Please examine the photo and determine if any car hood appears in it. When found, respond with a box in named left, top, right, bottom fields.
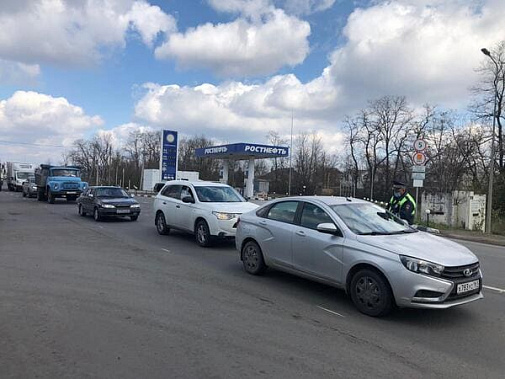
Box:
left=206, top=202, right=259, bottom=213
left=356, top=232, right=478, bottom=266
left=100, top=197, right=138, bottom=205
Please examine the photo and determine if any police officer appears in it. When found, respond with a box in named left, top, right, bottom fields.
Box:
left=386, top=180, right=416, bottom=224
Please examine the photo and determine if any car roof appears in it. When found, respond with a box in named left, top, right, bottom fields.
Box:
left=90, top=186, right=122, bottom=189
left=163, top=180, right=229, bottom=187
left=274, top=196, right=368, bottom=206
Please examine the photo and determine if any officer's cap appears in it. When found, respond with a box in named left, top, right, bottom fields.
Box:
left=392, top=180, right=407, bottom=189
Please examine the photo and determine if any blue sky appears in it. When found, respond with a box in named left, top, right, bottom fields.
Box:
left=0, top=0, right=504, bottom=163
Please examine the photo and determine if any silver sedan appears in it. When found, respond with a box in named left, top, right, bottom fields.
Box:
left=235, top=196, right=483, bottom=317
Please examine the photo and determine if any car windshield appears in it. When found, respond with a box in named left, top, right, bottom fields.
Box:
left=95, top=188, right=129, bottom=198
left=52, top=169, right=79, bottom=177
left=194, top=186, right=245, bottom=202
left=27, top=176, right=35, bottom=182
left=330, top=203, right=417, bottom=235
left=17, top=172, right=32, bottom=180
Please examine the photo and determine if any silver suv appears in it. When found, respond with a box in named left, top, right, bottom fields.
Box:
left=235, top=196, right=483, bottom=316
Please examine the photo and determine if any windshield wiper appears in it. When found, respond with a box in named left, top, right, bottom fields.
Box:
left=358, top=231, right=392, bottom=236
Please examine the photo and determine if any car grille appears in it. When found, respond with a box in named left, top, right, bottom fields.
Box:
left=441, top=262, right=480, bottom=279
left=62, top=182, right=79, bottom=190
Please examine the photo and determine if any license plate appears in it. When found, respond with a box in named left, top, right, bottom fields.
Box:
left=117, top=209, right=130, bottom=214
left=67, top=192, right=77, bottom=194
left=457, top=280, right=480, bottom=294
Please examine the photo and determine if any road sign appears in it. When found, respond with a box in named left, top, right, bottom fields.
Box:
left=412, top=165, right=426, bottom=173
left=413, top=179, right=424, bottom=188
left=414, top=139, right=427, bottom=152
left=412, top=172, right=425, bottom=180
left=160, top=130, right=178, bottom=181
left=412, top=152, right=427, bottom=165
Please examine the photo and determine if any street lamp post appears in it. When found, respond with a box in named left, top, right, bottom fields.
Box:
left=481, top=48, right=498, bottom=234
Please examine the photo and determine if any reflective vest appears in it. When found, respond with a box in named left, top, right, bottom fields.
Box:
left=388, top=193, right=416, bottom=215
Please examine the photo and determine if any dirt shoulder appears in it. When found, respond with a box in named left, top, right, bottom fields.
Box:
left=439, top=229, right=505, bottom=247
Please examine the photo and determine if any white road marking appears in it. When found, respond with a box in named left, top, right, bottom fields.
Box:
left=317, top=306, right=345, bottom=318
left=483, top=285, right=505, bottom=294
left=162, top=248, right=171, bottom=253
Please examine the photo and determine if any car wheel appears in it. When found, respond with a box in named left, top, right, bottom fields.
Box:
left=22, top=190, right=26, bottom=197
left=130, top=215, right=138, bottom=221
left=93, top=208, right=101, bottom=222
left=78, top=204, right=87, bottom=217
left=195, top=219, right=212, bottom=247
left=242, top=240, right=267, bottom=275
left=47, top=190, right=55, bottom=204
left=155, top=212, right=170, bottom=235
left=350, top=269, right=393, bottom=317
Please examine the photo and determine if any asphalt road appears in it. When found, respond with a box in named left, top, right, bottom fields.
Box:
left=1, top=189, right=504, bottom=379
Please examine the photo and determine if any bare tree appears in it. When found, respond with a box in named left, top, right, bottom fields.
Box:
left=471, top=41, right=505, bottom=170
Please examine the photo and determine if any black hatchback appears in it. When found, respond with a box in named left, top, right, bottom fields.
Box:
left=77, top=186, right=141, bottom=221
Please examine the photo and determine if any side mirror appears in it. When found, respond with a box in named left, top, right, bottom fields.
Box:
left=182, top=195, right=195, bottom=204
left=131, top=194, right=135, bottom=198
left=316, top=223, right=342, bottom=236
left=89, top=194, right=94, bottom=198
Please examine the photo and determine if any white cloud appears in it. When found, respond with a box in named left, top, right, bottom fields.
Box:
left=325, top=0, right=505, bottom=109
left=155, top=8, right=310, bottom=77
left=0, top=59, right=40, bottom=85
left=208, top=0, right=336, bottom=16
left=0, top=0, right=176, bottom=68
left=136, top=0, right=505, bottom=155
left=97, top=122, right=155, bottom=148
left=281, top=0, right=336, bottom=15
left=0, top=91, right=103, bottom=163
left=207, top=0, right=272, bottom=18
left=133, top=78, right=338, bottom=147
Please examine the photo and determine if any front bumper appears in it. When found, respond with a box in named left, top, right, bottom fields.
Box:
left=393, top=268, right=483, bottom=309
left=208, top=218, right=239, bottom=238
left=53, top=190, right=82, bottom=197
left=97, top=208, right=141, bottom=217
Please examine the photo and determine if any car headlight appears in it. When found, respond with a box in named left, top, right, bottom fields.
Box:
left=101, top=204, right=115, bottom=209
left=400, top=255, right=444, bottom=277
left=53, top=183, right=59, bottom=190
left=212, top=211, right=239, bottom=220
left=130, top=204, right=140, bottom=208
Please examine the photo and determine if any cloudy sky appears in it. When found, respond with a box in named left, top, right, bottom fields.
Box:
left=0, top=0, right=503, bottom=164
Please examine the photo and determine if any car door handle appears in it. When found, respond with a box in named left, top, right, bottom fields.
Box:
left=176, top=205, right=180, bottom=208
left=259, top=220, right=267, bottom=225
left=162, top=202, right=167, bottom=205
left=295, top=231, right=306, bottom=237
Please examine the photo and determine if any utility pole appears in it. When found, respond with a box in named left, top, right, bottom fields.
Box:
left=481, top=47, right=498, bottom=234
left=288, top=109, right=293, bottom=196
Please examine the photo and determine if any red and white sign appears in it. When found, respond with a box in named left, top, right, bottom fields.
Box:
left=412, top=151, right=427, bottom=165
left=414, top=139, right=427, bottom=152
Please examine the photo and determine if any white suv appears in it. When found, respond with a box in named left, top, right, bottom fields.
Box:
left=153, top=180, right=259, bottom=247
